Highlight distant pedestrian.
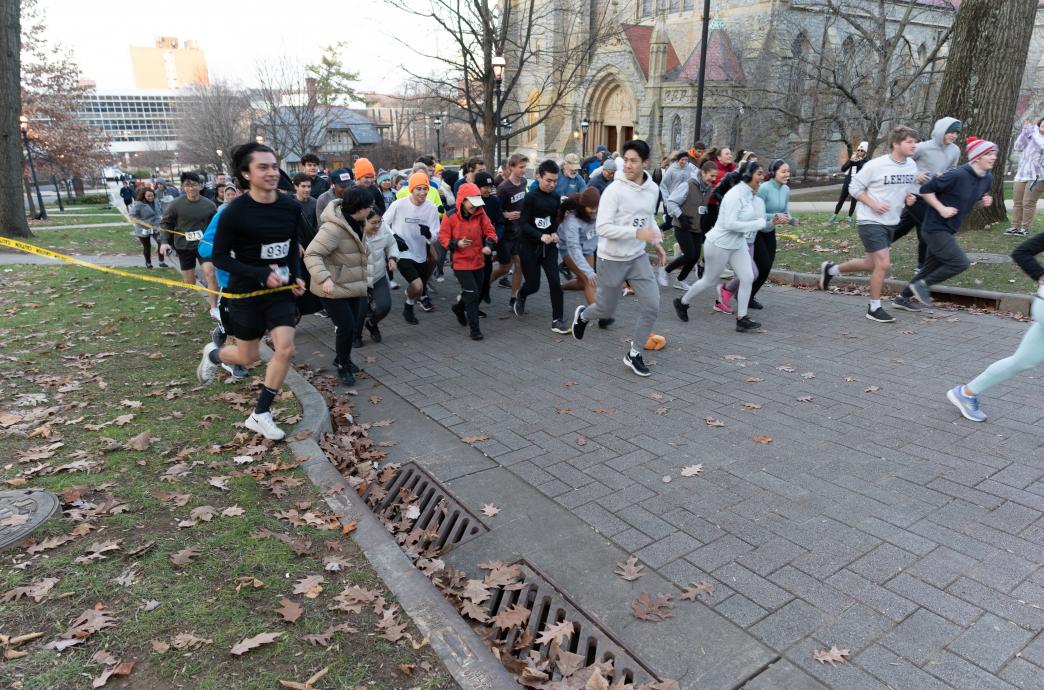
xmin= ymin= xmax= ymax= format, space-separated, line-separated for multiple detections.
xmin=119 ymin=181 xmax=133 ymax=210
xmin=129 ymin=187 xmax=159 ymax=268
xmin=830 ymin=142 xmax=867 ymax=223
xmin=1008 ymin=117 xmax=1044 ymax=236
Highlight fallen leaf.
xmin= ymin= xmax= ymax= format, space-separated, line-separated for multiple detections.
xmin=704 ymin=417 xmax=725 ymax=428
xmin=460 ymin=599 xmax=490 ymax=622
xmin=655 ymin=406 xmax=669 ymax=416
xmin=293 ymin=575 xmax=324 ymax=599
xmin=279 ymin=666 xmax=329 ymax=690
xmin=275 ymin=597 xmax=304 ymax=624
xmin=576 ymin=435 xmax=587 ymax=446
xmin=776 ymin=365 xmax=795 ymax=373
xmin=303 ymin=624 xmax=357 ymax=647
xmin=0 ymin=513 xmax=29 ymax=528
xmin=797 ymin=395 xmax=814 ymax=403
xmin=800 ymin=372 xmax=816 ymax=379
xmin=124 ymin=431 xmax=151 ymax=451
xmin=91 ymin=660 xmax=134 ymax=688
xmin=368 ymin=395 xmax=381 ymax=406
xmin=615 ymin=555 xmax=645 ymax=581
xmin=680 ymin=581 xmax=715 ymax=601
xmin=169 ymin=632 xmax=212 ymax=649
xmin=680 ymin=464 xmax=703 ymax=477
xmin=221 ymin=506 xmax=245 ymax=517
xmin=235 ymin=576 xmax=265 ymax=592
xmin=743 ymin=402 xmax=762 ymax=410
xmin=460 ymin=434 xmax=490 ymax=444
xmin=722 ymin=354 xmax=746 ymax=361
xmin=865 ymin=385 xmax=880 ymax=393
xmin=630 ymin=592 xmax=673 ymax=622
xmin=150 ymin=640 xmax=170 ymax=653
xmin=169 ymin=547 xmax=201 ymax=566
xmin=813 ymin=645 xmax=850 ymax=667
xmin=2 ymin=577 xmax=59 ymax=603
xmin=753 ymin=435 xmax=773 ymax=445
xmin=112 ymin=414 xmax=135 ymax=427
xmin=535 ymin=619 xmax=574 ymax=646
xmin=745 ymin=377 xmax=764 ymax=383
xmin=229 ymin=631 xmax=282 ymax=656
xmin=493 ymin=604 xmax=531 ymax=629
xmin=662 ymin=475 xmax=672 ymax=483
xmin=555 ymin=649 xmax=586 ymax=678
xmin=481 ymin=503 xmax=500 ymax=517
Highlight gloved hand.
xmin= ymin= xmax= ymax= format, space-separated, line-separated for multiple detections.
xmin=419 ymin=224 xmax=431 ymax=240
xmin=393 ymin=234 xmax=409 ymax=252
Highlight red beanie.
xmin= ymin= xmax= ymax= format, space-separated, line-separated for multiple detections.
xmin=965 ymin=137 xmax=997 ymax=162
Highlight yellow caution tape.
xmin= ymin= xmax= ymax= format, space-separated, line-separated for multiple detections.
xmin=0 ymin=236 xmax=296 ymax=299
xmin=777 ymin=231 xmax=808 ymax=245
xmin=125 ymin=216 xmax=213 ymax=247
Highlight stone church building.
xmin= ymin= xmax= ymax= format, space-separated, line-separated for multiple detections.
xmin=507 ymin=0 xmax=1044 ymax=175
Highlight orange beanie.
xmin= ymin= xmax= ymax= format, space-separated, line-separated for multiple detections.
xmin=353 ymin=157 xmax=376 ymax=180
xmin=408 ymin=172 xmax=430 ymax=192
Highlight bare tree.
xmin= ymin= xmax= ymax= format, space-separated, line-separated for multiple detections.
xmin=932 ymin=0 xmax=1038 ymax=229
xmin=1 ymin=0 xmax=28 ymax=238
xmin=385 ymin=0 xmax=621 ymax=164
xmin=253 ymin=56 xmax=328 ymax=164
xmin=176 ymin=80 xmax=252 ymax=173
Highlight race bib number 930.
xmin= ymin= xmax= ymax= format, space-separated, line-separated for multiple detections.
xmin=260 ymin=240 xmax=290 ymax=260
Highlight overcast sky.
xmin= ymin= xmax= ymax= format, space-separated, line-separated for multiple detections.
xmin=36 ymin=0 xmax=438 ymax=92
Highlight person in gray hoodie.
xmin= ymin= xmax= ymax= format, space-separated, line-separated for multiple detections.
xmin=892 ymin=116 xmax=961 ymax=269
xmin=570 ymin=139 xmax=665 ymax=377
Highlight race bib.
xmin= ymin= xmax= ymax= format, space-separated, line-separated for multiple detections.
xmin=698 ymin=206 xmax=707 ymax=215
xmin=260 ymin=240 xmax=290 ymax=260
xmin=631 ymin=215 xmax=650 ymax=228
xmin=535 ymin=217 xmax=551 ymax=230
xmin=184 ymin=230 xmax=204 ymax=242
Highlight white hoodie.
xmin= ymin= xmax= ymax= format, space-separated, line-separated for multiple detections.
xmin=595 ymin=171 xmax=660 ymax=262
xmin=381 ymin=196 xmax=440 ymax=263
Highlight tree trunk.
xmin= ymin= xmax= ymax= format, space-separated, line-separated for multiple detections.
xmin=1 ymin=0 xmax=30 ymax=239
xmin=933 ymin=0 xmax=1037 ymax=229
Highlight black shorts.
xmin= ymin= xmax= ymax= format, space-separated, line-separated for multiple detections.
xmin=857 ymin=223 xmax=894 ymax=254
xmin=398 ymin=257 xmax=433 ymax=284
xmin=175 ymin=247 xmax=198 ymax=271
xmin=496 ymin=236 xmax=519 ymax=264
xmin=226 ymin=293 xmax=296 ymax=341
xmin=217 ymin=295 xmax=236 ymax=338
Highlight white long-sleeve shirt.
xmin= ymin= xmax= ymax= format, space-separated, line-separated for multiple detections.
xmin=594 ymin=172 xmax=660 ymax=262
xmin=705 ymin=183 xmax=767 ymax=250
xmin=381 ymin=196 xmax=440 ymax=263
xmin=849 ymin=154 xmax=918 ymax=227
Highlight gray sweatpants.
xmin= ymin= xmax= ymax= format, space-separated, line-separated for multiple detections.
xmin=900 ymin=230 xmax=970 ymax=298
xmin=581 ymin=255 xmax=660 ymax=349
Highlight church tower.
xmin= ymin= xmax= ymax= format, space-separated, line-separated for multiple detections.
xmin=646 ymin=3 xmax=669 ymax=158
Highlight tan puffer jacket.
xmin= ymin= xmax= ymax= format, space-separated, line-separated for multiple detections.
xmin=304 ymin=199 xmax=369 ymax=299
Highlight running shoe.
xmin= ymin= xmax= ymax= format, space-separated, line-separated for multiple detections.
xmin=158 ymin=260 xmax=168 ymax=268
xmin=908 ymin=279 xmax=933 ymax=305
xmin=403 ymin=303 xmax=419 ymax=324
xmin=365 ymin=318 xmax=382 ymax=343
xmin=571 ymin=304 xmax=588 ymax=340
xmin=656 ymin=267 xmax=669 ymax=287
xmin=718 ymin=285 xmax=734 ymax=312
xmin=478 ymin=310 xmax=487 ymax=318
xmin=498 ymin=277 xmax=511 ymax=288
xmin=735 ymin=316 xmax=762 ymax=332
xmin=597 ymin=318 xmax=614 ymax=329
xmin=748 ymin=298 xmax=764 ymax=310
xmin=336 ymin=366 xmax=356 ymax=387
xmin=674 ymin=279 xmax=692 ymax=291
xmin=470 ymin=329 xmax=484 ymax=341
xmin=221 ymin=363 xmax=248 ymax=382
xmin=389 ymin=280 xmax=400 ymax=290
xmin=211 ymin=325 xmax=227 ymax=349
xmin=317 ymin=309 xmax=329 ymax=318
xmin=892 ymin=295 xmax=921 ymax=312
xmin=946 ymin=385 xmax=987 ymax=422
xmin=451 ymin=301 xmax=467 ymax=326
xmin=209 ymin=307 xmax=221 ymax=322
xmin=420 ymin=295 xmax=434 ymax=311
xmin=513 ymin=295 xmax=526 ymax=316
xmin=197 ymin=343 xmax=219 ymax=384
xmin=623 ymin=351 xmax=651 ymax=377
xmin=145 ymin=262 xmax=153 ymax=269
xmin=551 ymin=319 xmax=572 ymax=335
xmin=673 ymin=297 xmax=689 ymax=322
xmin=819 ymin=261 xmax=835 ymax=291
xmin=865 ymin=305 xmax=895 ymax=323
xmin=245 ymin=411 xmax=285 ymax=441
xmin=828 ymin=214 xmax=839 ymax=224
xmin=352 ymin=335 xmax=364 ymax=349
xmin=1004 ymin=226 xmax=1027 ymax=236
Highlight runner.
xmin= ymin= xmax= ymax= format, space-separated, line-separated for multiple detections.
xmin=119 ymin=181 xmax=133 ymax=210
xmin=555 ymin=154 xmax=587 ymax=197
xmin=292 ymin=173 xmax=318 ymax=240
xmin=893 ymin=137 xmax=996 ymax=311
xmin=672 ymin=161 xmax=766 ymax=333
xmin=315 ymin=168 xmax=354 ymax=221
xmin=664 ymin=160 xmax=718 ymax=290
xmin=129 ymin=187 xmax=159 ymax=268
xmin=515 ymin=160 xmax=569 ymax=334
xmin=571 ymin=139 xmax=665 ymax=376
xmin=491 ymin=153 xmax=529 ymax=307
xmin=353 ymin=157 xmax=385 ymax=215
xmin=439 ymin=182 xmax=497 ymax=340
xmin=947 ymin=232 xmax=1044 ymax=422
xmin=830 ymin=143 xmax=867 ymax=223
xmin=158 ymin=172 xmax=218 ymax=317
xmin=586 ymin=158 xmax=616 ymax=194
xmin=197 ymin=142 xmax=308 ymax=441
xmin=384 ymin=172 xmax=441 ymax=325
xmin=354 ymin=208 xmax=398 ymax=346
xmin=474 ymin=170 xmax=503 ymax=305
xmin=558 ymin=187 xmax=601 ymax=308
xmin=300 ymin=153 xmax=329 ymax=198
xmin=818 ymin=126 xmax=919 ymax=323
xmin=304 ymin=186 xmax=371 ymax=386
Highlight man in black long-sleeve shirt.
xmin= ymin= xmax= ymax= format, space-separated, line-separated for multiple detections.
xmin=514 ymin=160 xmax=569 ymax=333
xmin=196 ymin=143 xmax=307 ymax=442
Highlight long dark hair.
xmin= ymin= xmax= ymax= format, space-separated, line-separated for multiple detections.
xmin=558 ymin=187 xmax=600 ymax=224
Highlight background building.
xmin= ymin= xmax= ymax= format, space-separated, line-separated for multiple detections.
xmin=130 ymin=37 xmax=209 ymax=90
xmin=77 ymin=90 xmax=185 ymax=162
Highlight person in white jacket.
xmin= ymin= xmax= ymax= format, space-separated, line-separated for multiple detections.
xmin=571 ymin=139 xmax=666 ymax=377
xmin=354 ymin=208 xmax=399 ymax=346
xmin=673 ymin=161 xmax=766 ymax=332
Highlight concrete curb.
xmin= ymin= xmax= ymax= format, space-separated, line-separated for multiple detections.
xmin=261 ymin=345 xmax=516 ymax=690
xmin=766 ymin=268 xmax=1033 ymax=314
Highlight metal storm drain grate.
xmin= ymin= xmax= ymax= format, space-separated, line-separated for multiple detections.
xmin=488 ymin=561 xmax=659 ymax=686
xmin=364 ymin=462 xmax=486 ymax=555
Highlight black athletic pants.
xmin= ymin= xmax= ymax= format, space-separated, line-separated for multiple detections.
xmin=455 ymin=268 xmax=484 ymax=332
xmin=321 ymin=296 xmax=365 ymax=367
xmin=891 ymin=198 xmax=928 ymax=267
xmin=518 ymin=243 xmax=564 ymax=320
xmin=665 ymin=229 xmax=705 ymax=282
xmin=833 ymin=185 xmax=857 ymax=216
xmin=750 ymin=231 xmax=777 ymax=299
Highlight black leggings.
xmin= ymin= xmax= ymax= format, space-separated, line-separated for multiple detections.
xmin=455 ymin=268 xmax=484 ymax=330
xmin=137 ymin=236 xmax=152 ymax=264
xmin=321 ymin=296 xmax=365 ymax=367
xmin=518 ymin=244 xmax=563 ymax=320
xmin=891 ymin=198 xmax=929 ymax=267
xmin=479 ymin=254 xmax=494 ymax=303
xmin=665 ymin=229 xmax=705 ymax=281
xmin=834 ymin=186 xmax=857 ymax=216
xmin=750 ymin=231 xmax=777 ymax=299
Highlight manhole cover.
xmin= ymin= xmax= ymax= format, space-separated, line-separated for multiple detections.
xmin=967 ymin=252 xmax=1011 ymax=265
xmin=0 ymin=490 xmax=61 ymax=551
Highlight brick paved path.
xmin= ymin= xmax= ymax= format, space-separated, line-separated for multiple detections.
xmin=297 ymin=277 xmax=1043 ymax=690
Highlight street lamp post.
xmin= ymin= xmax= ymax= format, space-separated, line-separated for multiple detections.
xmin=51 ymin=175 xmax=64 ymax=213
xmin=692 ymin=0 xmax=712 ymax=144
xmin=19 ymin=116 xmax=47 ymax=220
xmin=580 ymin=118 xmax=590 ymax=158
xmin=433 ymin=116 xmax=443 ymax=160
xmin=492 ymin=54 xmax=506 ymax=163
xmin=215 ymin=149 xmax=223 ymax=175
xmin=504 ymin=119 xmax=513 ymax=159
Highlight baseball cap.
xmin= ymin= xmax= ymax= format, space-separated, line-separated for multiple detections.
xmin=465 ymin=194 xmax=485 ymax=207
xmin=330 ymin=168 xmax=352 ymax=186
xmin=474 ymin=171 xmax=495 ymax=188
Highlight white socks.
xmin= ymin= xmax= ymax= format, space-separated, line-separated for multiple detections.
xmin=629 ymin=345 xmax=640 ymax=358
xmin=870 ymin=299 xmax=881 ymax=310
xmin=405 ymin=297 xmax=415 ymax=305
xmin=829 ymin=265 xmax=841 ymax=276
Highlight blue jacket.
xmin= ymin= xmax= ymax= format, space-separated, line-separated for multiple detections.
xmin=919 ymin=163 xmax=992 ymax=235
xmin=554 ymin=173 xmax=586 ymax=198
xmin=197 ymin=205 xmax=229 ymax=288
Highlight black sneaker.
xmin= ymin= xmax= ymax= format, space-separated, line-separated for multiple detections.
xmin=352 ymin=335 xmax=364 ymax=349
xmin=478 ymin=310 xmax=487 ymax=318
xmin=348 ymin=360 xmax=360 ymax=374
xmin=623 ymin=351 xmax=651 ymax=377
xmin=158 ymin=260 xmax=168 ymax=268
xmin=819 ymin=261 xmax=835 ymax=291
xmin=508 ymin=297 xmax=517 ymax=311
xmin=211 ymin=325 xmax=227 ymax=349
xmin=336 ymin=366 xmax=356 ymax=386
xmin=908 ymin=279 xmax=933 ymax=305
xmin=498 ymin=277 xmax=511 ymax=288
xmin=892 ymin=295 xmax=921 ymax=312
xmin=571 ymin=305 xmax=588 ymax=340
xmin=551 ymin=319 xmax=572 ymax=334
xmin=317 ymin=309 xmax=329 ymax=319
xmin=748 ymin=299 xmax=764 ymax=310
xmin=403 ymin=303 xmax=419 ymax=324
xmin=866 ymin=305 xmax=895 ymax=323
xmin=420 ymin=295 xmax=434 ymax=312
xmin=145 ymin=262 xmax=153 ymax=269
xmin=673 ymin=297 xmax=689 ymax=322
xmin=451 ymin=301 xmax=467 ymax=326
xmin=470 ymin=329 xmax=484 ymax=341
xmin=597 ymin=318 xmax=614 ymax=329
xmin=513 ymin=295 xmax=526 ymax=316
xmin=482 ymin=293 xmax=491 ymax=304
xmin=365 ymin=318 xmax=382 ymax=343
xmin=735 ymin=316 xmax=762 ymax=332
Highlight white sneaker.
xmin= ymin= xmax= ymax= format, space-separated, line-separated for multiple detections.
xmin=209 ymin=307 xmax=221 ymax=322
xmin=197 ymin=343 xmax=219 ymax=384
xmin=245 ymin=411 xmax=285 ymax=441
xmin=674 ymin=279 xmax=692 ymax=291
xmin=656 ymin=267 xmax=669 ymax=287
xmin=720 ymin=269 xmax=734 ymax=279
xmin=389 ymin=280 xmax=400 ymax=289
